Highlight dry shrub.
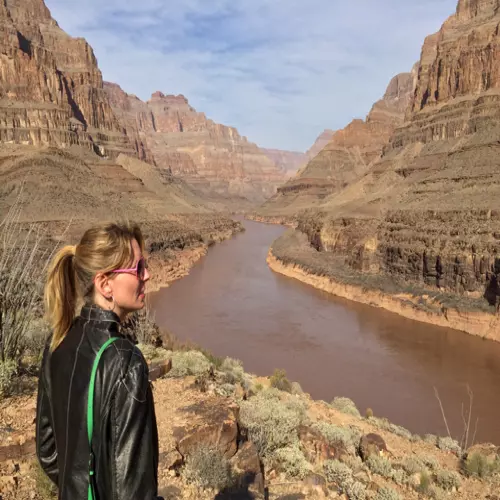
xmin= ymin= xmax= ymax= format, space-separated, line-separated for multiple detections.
xmin=183 ymin=445 xmax=234 ymax=490
xmin=270 ymin=368 xmax=292 ymax=393
xmin=0 ymin=195 xmax=53 ymax=365
xmin=331 ymin=396 xmax=361 ymax=418
xmin=239 ymin=389 xmax=305 ymax=457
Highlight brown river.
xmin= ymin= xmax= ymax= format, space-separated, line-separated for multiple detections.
xmin=150 ymin=219 xmax=500 ymax=445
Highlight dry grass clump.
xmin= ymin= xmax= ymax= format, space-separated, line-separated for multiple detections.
xmin=183 ymin=445 xmax=234 ymax=491
xmin=239 ymin=389 xmax=306 ymax=458
xmin=331 ymin=396 xmax=361 ymax=417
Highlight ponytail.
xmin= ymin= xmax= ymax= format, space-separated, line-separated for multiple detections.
xmin=43 ymin=223 xmax=144 ymax=351
xmin=44 ymin=245 xmax=77 ymax=351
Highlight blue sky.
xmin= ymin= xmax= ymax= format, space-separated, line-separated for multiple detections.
xmin=44 ymin=0 xmax=459 ymax=152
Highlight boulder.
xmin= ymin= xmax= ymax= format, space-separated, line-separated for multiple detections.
xmin=173 ymin=400 xmax=239 ymax=459
xmin=231 ymin=441 xmax=265 ymax=494
xmin=359 ymin=434 xmax=388 ymax=461
xmin=298 ymin=425 xmax=347 ymax=464
xmin=148 ymin=359 xmax=172 ymax=382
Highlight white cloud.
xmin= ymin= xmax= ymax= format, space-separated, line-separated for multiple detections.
xmin=44 ymin=0 xmax=459 ymax=151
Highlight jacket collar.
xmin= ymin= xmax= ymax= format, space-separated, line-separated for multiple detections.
xmin=79 ymin=303 xmax=121 ymax=333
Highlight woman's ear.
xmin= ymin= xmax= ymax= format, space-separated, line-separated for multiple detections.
xmin=94 ymin=273 xmax=113 ymax=299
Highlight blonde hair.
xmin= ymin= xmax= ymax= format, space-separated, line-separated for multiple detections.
xmin=44 ymin=222 xmax=144 ymax=351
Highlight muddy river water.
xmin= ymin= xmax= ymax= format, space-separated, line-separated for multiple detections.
xmin=150 ymin=219 xmax=500 ymax=445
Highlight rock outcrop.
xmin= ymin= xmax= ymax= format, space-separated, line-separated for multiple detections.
xmin=0 ymin=0 xmax=146 ymax=159
xmin=305 ymin=129 xmax=335 ymax=159
xmin=258 ymin=70 xmax=416 ymax=215
xmin=104 ymin=84 xmax=287 ymax=203
xmin=0 ymin=0 xmax=286 ymax=204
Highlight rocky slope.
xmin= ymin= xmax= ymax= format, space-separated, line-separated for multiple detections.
xmin=258 ymin=70 xmax=416 ymax=216
xmin=2 ymin=346 xmax=499 ymax=499
xmin=264 ymin=0 xmax=500 ymax=323
xmin=306 ymin=129 xmax=335 ymax=159
xmin=104 ymin=84 xmax=287 ymax=203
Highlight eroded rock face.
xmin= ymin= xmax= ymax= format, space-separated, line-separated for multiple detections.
xmin=267 ymin=0 xmax=500 ymax=307
xmin=306 ymin=129 xmax=335 ymax=159
xmin=173 ymin=400 xmax=239 ymax=459
xmin=0 ymin=0 xmax=141 ymax=159
xmin=259 ymin=71 xmax=415 ymax=215
xmin=261 ymin=148 xmax=307 ymax=178
xmin=104 ymin=84 xmax=287 ymax=202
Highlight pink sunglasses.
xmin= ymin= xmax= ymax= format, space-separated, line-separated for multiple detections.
xmin=111 ymin=256 xmax=147 ymax=280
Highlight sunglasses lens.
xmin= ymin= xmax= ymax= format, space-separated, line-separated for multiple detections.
xmin=138 ymin=258 xmax=145 ymax=279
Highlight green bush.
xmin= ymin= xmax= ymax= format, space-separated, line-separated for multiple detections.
xmin=291 ymin=381 xmax=303 ymax=395
xmin=390 ymin=468 xmax=408 ymax=486
xmin=219 ymin=357 xmax=246 ymax=385
xmin=331 ymin=397 xmax=361 ymax=418
xmin=463 ymin=452 xmax=500 ymax=478
xmin=0 ymin=360 xmax=17 ymax=399
xmin=366 ymin=455 xmax=393 ymax=478
xmin=239 ymin=390 xmax=305 ymax=457
xmin=342 ymin=454 xmax=363 ymax=472
xmin=420 ymin=454 xmax=439 ymax=471
xmin=435 ymin=469 xmax=461 ymax=491
xmin=428 ymin=485 xmax=446 ymax=500
xmin=345 ymin=480 xmax=367 ymax=500
xmin=424 ymin=434 xmax=438 ymax=446
xmin=168 ymin=350 xmax=212 ymax=377
xmin=183 ymin=445 xmax=234 ymax=490
xmin=214 ymin=383 xmax=236 ymax=398
xmin=416 ymin=469 xmax=431 ymax=494
xmin=137 ymin=343 xmax=171 ymax=363
xmin=270 ymin=368 xmax=292 ymax=393
xmin=365 ymin=408 xmax=374 ymax=419
xmin=373 ymin=486 xmax=401 ymax=500
xmin=437 ymin=437 xmax=461 ymax=455
xmin=401 ymin=456 xmax=425 ymax=475
xmin=273 ymin=444 xmax=312 ymax=479
xmin=368 ymin=417 xmax=412 ymax=440
xmin=323 ymin=459 xmax=353 ymax=486
xmin=313 ymin=422 xmax=360 ymax=455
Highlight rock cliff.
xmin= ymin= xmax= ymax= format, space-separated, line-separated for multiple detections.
xmin=0 ymin=0 xmax=147 ymax=159
xmin=270 ymin=0 xmax=500 ymax=313
xmin=259 ymin=70 xmax=415 ymax=215
xmin=104 ymin=84 xmax=287 ymax=203
xmin=0 ymin=0 xmax=286 ymax=204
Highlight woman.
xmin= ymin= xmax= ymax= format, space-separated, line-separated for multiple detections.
xmin=36 ymin=222 xmax=162 ymax=500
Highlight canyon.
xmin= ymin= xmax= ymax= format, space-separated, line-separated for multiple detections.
xmin=258 ymin=0 xmax=500 ymax=323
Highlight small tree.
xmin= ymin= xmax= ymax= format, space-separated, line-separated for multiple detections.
xmin=0 ymin=190 xmax=61 ymax=365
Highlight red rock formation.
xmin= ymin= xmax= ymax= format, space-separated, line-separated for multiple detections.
xmin=306 ymin=129 xmax=335 ymax=159
xmin=276 ymin=0 xmax=500 ymax=306
xmin=104 ymin=84 xmax=287 ymax=202
xmin=259 ymin=70 xmax=415 ymax=215
xmin=0 ymin=0 xmax=150 ymax=159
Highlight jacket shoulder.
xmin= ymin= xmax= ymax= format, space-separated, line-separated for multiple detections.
xmin=104 ymin=338 xmax=150 ymax=395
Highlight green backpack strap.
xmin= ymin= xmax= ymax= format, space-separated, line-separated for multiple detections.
xmin=87 ymin=337 xmax=119 ymax=500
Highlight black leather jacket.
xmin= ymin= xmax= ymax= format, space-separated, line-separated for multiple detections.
xmin=36 ymin=304 xmax=162 ymax=500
